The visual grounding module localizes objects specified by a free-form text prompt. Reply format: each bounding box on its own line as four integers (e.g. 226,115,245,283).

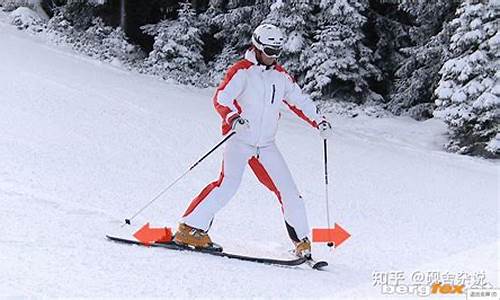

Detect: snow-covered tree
142,1,207,86
59,0,98,30
399,0,456,44
46,12,141,67
304,0,381,102
9,6,46,32
201,0,271,84
1,0,35,11
264,0,315,80
366,1,414,107
387,26,453,119
84,18,140,66
385,0,457,119
434,0,499,158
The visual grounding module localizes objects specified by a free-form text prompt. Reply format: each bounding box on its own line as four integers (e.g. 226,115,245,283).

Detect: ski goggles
262,46,282,58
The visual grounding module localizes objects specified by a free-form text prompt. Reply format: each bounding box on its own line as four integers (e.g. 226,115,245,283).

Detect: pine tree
46,11,140,67
366,1,415,108
386,0,458,120
264,0,315,81
387,25,453,119
434,0,499,158
201,0,272,84
142,1,207,86
304,0,381,102
60,0,98,31
399,0,456,43
9,6,45,32
101,25,142,67
2,0,37,12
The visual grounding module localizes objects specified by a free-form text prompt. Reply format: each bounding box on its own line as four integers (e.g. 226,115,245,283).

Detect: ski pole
323,138,334,248
123,131,236,226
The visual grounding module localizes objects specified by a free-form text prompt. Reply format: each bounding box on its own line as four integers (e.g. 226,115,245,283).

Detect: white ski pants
181,139,310,241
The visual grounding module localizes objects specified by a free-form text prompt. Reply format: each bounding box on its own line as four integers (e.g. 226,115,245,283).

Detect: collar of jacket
244,49,277,70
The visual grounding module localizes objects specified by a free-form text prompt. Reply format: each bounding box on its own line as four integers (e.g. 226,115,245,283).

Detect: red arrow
312,223,351,248
133,223,172,245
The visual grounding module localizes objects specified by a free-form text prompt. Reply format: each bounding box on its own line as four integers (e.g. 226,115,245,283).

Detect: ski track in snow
0,14,498,298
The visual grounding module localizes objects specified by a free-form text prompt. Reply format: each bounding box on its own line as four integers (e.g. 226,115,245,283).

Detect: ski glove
318,120,333,139
231,116,250,133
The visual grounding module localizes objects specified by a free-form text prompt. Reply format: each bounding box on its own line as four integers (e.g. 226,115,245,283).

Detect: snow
9,6,40,21
436,86,453,100
1,0,47,18
492,80,500,95
470,17,482,29
0,14,499,298
285,31,304,53
9,6,42,29
270,0,284,10
474,92,500,108
488,32,500,48
451,90,467,103
486,134,500,153
465,79,484,96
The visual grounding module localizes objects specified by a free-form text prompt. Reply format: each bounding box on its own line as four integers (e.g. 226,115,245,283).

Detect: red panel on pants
248,156,284,212
182,162,225,217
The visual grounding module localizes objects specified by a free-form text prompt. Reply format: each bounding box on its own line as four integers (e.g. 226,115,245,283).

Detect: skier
173,24,333,258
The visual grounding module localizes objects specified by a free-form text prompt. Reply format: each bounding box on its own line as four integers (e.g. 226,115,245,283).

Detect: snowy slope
0,14,498,298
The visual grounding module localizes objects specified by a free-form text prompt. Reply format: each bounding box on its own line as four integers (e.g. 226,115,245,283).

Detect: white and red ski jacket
213,49,323,146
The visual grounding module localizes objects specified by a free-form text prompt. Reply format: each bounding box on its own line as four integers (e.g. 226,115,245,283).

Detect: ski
304,257,329,270
106,235,307,267
288,250,329,270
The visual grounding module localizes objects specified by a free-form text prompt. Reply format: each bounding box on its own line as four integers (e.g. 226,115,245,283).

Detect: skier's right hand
318,120,333,139
231,116,250,133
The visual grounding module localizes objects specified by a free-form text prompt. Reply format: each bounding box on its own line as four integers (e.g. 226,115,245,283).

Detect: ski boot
173,223,222,252
294,237,329,270
294,237,312,258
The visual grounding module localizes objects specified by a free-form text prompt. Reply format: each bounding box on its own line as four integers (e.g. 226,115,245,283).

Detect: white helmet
252,24,285,58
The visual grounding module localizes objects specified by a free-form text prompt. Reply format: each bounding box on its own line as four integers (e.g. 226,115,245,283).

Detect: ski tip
312,261,329,270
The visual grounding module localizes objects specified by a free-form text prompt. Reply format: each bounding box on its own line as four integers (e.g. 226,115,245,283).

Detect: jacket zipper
271,84,276,104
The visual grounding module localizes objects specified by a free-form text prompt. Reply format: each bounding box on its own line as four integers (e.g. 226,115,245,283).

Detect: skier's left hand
231,116,250,133
318,120,333,139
